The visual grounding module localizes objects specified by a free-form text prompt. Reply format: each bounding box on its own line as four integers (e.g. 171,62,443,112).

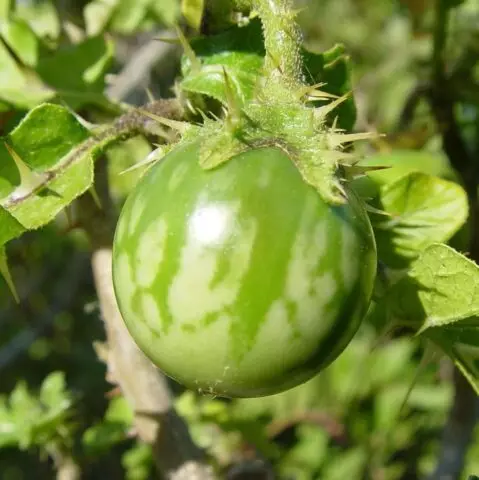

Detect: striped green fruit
112,141,377,398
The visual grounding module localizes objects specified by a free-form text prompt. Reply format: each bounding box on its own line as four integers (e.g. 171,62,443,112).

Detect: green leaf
149,0,180,25
36,36,114,108
180,19,265,107
353,149,457,200
0,39,26,90
1,17,38,67
0,104,91,246
83,396,134,455
372,243,479,393
371,172,468,268
39,372,69,409
14,0,60,41
374,244,479,330
109,0,152,34
321,447,367,480
122,442,153,480
84,0,119,36
105,396,134,425
181,0,204,30
0,0,11,19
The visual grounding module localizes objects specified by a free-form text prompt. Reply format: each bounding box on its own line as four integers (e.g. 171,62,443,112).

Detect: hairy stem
254,0,304,94
78,159,214,480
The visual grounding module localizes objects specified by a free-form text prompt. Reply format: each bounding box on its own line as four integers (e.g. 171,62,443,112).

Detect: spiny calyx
140,85,375,205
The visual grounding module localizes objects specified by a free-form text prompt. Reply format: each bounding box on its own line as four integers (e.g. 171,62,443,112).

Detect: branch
78,159,214,480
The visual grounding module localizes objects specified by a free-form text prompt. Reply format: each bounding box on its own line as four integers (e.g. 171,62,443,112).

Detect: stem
254,0,304,94
48,445,81,480
78,159,214,480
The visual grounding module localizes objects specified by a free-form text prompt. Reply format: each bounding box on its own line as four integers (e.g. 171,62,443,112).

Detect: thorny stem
254,0,304,96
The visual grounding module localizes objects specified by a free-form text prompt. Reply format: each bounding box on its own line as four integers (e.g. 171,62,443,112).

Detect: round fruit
112,141,377,398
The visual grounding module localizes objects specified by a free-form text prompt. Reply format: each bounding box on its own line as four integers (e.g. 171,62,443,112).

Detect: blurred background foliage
0,0,478,479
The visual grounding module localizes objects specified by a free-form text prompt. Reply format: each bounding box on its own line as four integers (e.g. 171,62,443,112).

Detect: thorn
314,92,351,119
340,132,383,143
222,67,243,132
328,131,381,149
88,185,102,210
119,146,165,175
64,205,75,230
4,142,40,186
299,83,340,102
137,108,190,134
0,247,19,303
315,149,355,164
145,87,156,103
342,164,391,177
364,203,392,216
173,25,201,72
266,51,283,73
59,100,97,131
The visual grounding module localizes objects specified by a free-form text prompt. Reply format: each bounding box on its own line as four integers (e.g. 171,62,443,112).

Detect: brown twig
78,158,214,480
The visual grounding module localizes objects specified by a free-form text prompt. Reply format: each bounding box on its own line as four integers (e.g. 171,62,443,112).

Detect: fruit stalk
254,0,304,96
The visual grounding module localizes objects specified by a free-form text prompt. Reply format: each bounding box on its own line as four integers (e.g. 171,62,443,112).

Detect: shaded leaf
372,244,479,392
374,244,479,329
372,172,468,268
180,19,265,107
353,149,457,200
36,36,114,108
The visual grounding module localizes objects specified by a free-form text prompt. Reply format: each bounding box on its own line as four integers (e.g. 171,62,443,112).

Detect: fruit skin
112,141,377,398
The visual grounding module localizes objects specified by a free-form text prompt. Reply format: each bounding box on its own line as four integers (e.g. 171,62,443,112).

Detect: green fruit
112,141,377,398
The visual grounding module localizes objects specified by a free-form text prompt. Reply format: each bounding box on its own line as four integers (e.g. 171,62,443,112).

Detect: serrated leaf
1,17,38,67
372,172,468,268
374,244,479,330
0,103,111,250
